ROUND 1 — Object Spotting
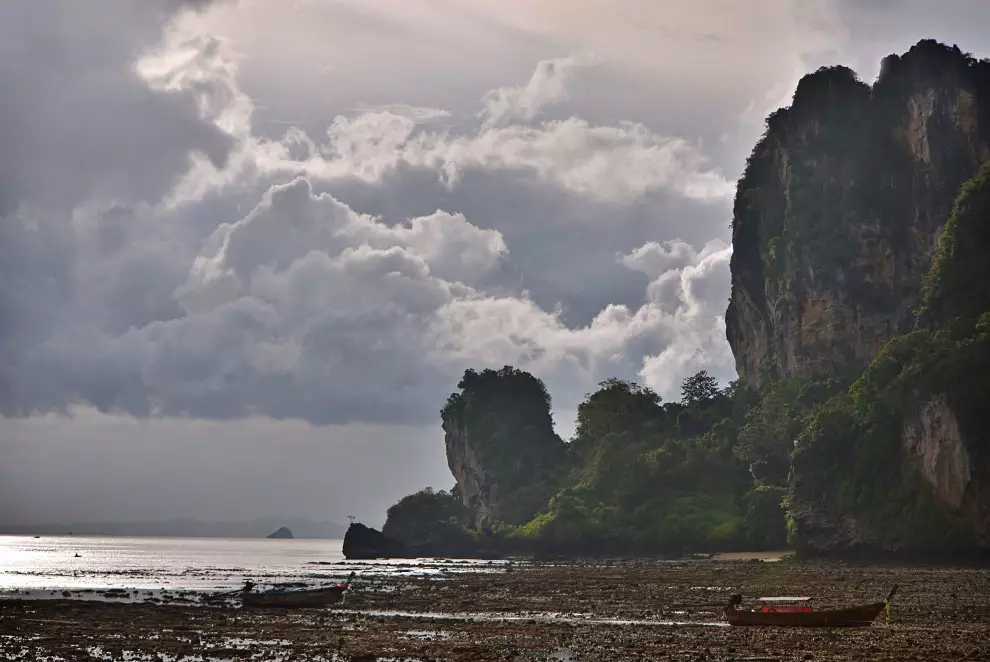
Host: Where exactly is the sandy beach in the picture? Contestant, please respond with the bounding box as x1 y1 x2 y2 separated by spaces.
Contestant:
3 556 988 661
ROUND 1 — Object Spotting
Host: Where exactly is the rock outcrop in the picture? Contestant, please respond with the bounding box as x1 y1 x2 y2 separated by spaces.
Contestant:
266 526 294 539
786 500 882 555
442 367 567 529
726 40 990 390
341 522 408 559
902 393 971 511
443 413 495 528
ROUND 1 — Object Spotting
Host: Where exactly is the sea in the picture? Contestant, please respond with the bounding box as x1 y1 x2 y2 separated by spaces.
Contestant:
0 535 500 595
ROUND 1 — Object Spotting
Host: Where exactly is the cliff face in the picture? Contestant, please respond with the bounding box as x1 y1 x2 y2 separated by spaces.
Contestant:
727 41 990 389
902 392 989 546
443 413 496 527
731 41 990 556
902 393 971 512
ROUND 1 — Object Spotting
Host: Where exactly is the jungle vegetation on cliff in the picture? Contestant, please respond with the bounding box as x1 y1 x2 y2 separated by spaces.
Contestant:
384 40 990 558
386 367 814 555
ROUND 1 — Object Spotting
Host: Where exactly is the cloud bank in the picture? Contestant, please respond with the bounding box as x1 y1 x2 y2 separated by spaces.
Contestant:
1 0 742 429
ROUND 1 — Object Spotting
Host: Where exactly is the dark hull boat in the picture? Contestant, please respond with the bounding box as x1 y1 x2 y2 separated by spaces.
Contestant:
240 572 355 608
724 586 897 627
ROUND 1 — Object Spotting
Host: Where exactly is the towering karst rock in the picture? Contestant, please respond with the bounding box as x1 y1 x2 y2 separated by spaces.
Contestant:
442 367 567 530
726 40 990 389
727 40 990 555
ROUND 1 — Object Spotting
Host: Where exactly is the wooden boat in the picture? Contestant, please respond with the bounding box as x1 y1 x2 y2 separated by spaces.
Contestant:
240 572 355 608
724 586 897 627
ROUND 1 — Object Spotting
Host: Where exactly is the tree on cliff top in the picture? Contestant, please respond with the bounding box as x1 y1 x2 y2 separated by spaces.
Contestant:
680 370 720 405
570 378 662 459
442 366 553 425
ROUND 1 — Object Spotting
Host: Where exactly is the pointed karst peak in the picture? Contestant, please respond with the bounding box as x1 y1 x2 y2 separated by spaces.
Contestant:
875 39 980 90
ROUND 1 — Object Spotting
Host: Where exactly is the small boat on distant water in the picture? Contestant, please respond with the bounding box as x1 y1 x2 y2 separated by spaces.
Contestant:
724 586 897 627
240 572 356 608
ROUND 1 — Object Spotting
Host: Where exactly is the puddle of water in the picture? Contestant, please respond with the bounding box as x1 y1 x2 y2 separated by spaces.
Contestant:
217 637 292 648
87 647 193 662
83 647 325 662
334 608 728 627
2 587 205 605
403 630 452 641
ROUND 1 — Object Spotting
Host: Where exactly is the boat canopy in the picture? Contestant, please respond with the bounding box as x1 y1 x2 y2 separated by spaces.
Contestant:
758 596 812 602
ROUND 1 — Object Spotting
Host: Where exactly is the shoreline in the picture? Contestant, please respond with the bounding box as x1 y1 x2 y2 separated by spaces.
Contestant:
3 557 988 661
7 548 990 598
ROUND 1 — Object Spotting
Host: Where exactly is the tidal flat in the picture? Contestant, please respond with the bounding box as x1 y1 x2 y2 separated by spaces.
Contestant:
2 557 988 661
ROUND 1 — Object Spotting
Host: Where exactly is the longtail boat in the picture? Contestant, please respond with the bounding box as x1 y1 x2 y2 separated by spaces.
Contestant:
240 572 355 608
723 586 897 627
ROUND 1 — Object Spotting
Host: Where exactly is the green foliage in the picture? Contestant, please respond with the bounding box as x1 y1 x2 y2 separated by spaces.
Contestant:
680 371 721 405
388 367 841 556
492 476 565 527
490 371 767 554
791 394 859 504
743 486 788 550
789 317 990 552
571 378 662 460
382 488 477 554
736 378 843 485
920 161 990 326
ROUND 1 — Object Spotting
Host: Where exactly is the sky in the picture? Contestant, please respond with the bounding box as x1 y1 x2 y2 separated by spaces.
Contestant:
3 0 990 528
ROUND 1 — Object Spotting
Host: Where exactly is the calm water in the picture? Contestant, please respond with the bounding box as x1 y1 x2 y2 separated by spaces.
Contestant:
0 535 347 591
0 535 505 593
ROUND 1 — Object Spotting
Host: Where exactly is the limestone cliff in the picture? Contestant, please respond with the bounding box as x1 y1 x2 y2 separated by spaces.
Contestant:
441 367 567 529
727 40 990 390
731 40 990 556
443 412 496 527
900 392 989 547
902 393 971 512
792 144 990 556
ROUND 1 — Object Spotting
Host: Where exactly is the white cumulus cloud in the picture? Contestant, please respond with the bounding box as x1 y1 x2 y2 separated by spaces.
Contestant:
0 3 738 426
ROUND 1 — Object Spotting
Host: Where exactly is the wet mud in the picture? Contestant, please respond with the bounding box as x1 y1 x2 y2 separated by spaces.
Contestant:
2 558 988 661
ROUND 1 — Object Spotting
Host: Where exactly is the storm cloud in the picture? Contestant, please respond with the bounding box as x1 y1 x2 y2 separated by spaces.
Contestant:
0 0 742 425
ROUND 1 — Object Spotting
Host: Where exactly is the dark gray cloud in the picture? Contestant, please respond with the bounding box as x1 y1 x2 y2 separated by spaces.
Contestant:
0 21 739 426
0 0 232 214
0 0 237 414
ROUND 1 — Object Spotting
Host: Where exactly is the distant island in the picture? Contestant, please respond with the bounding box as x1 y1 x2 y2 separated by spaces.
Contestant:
267 526 294 539
0 517 345 539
